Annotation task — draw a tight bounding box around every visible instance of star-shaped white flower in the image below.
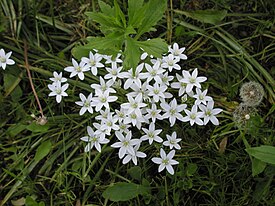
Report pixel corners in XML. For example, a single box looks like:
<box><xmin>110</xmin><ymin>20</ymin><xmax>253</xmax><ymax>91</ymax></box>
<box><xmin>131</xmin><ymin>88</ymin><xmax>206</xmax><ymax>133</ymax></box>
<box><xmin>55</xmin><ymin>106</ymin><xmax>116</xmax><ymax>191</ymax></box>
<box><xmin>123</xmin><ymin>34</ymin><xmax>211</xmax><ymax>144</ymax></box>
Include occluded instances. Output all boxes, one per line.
<box><xmin>119</xmin><ymin>63</ymin><xmax>145</xmax><ymax>89</ymax></box>
<box><xmin>152</xmin><ymin>148</ymin><xmax>179</xmax><ymax>175</ymax></box>
<box><xmin>101</xmin><ymin>113</ymin><xmax>119</xmax><ymax>134</ymax></box>
<box><xmin>75</xmin><ymin>93</ymin><xmax>94</xmax><ymax>115</ymax></box>
<box><xmin>147</xmin><ymin>83</ymin><xmax>167</xmax><ymax>103</ymax></box>
<box><xmin>159</xmin><ymin>72</ymin><xmax>174</xmax><ymax>86</ymax></box>
<box><xmin>168</xmin><ymin>43</ymin><xmax>187</xmax><ymax>60</ymax></box>
<box><xmin>161</xmin><ymin>54</ymin><xmax>181</xmax><ymax>72</ymax></box>
<box><xmin>140</xmin><ymin>62</ymin><xmax>165</xmax><ymax>84</ymax></box>
<box><xmin>160</xmin><ymin>98</ymin><xmax>186</xmax><ymax>126</ymax></box>
<box><xmin>121</xmin><ymin>93</ymin><xmax>147</xmax><ymax>117</ymax></box>
<box><xmin>80</xmin><ymin>126</ymin><xmax>109</xmax><ymax>152</ymax></box>
<box><xmin>171</xmin><ymin>73</ymin><xmax>186</xmax><ymax>96</ymax></box>
<box><xmin>163</xmin><ymin>132</ymin><xmax>181</xmax><ymax>150</ymax></box>
<box><xmin>124</xmin><ymin>112</ymin><xmax>146</xmax><ymax>129</ymax></box>
<box><xmin>104</xmin><ymin>64</ymin><xmax>123</xmax><ymax>82</ymax></box>
<box><xmin>91</xmin><ymin>77</ymin><xmax>116</xmax><ymax>96</ymax></box>
<box><xmin>180</xmin><ymin>68</ymin><xmax>207</xmax><ymax>93</ymax></box>
<box><xmin>141</xmin><ymin>122</ymin><xmax>163</xmax><ymax>145</ymax></box>
<box><xmin>81</xmin><ymin>51</ymin><xmax>104</xmax><ymax>76</ymax></box>
<box><xmin>122</xmin><ymin>143</ymin><xmax>146</xmax><ymax>165</ymax></box>
<box><xmin>111</xmin><ymin>131</ymin><xmax>140</xmax><ymax>159</ymax></box>
<box><xmin>49</xmin><ymin>71</ymin><xmax>67</xmax><ymax>84</ymax></box>
<box><xmin>144</xmin><ymin>103</ymin><xmax>163</xmax><ymax>123</ymax></box>
<box><xmin>0</xmin><ymin>49</ymin><xmax>15</xmax><ymax>70</ymax></box>
<box><xmin>48</xmin><ymin>82</ymin><xmax>69</xmax><ymax>103</ymax></box>
<box><xmin>64</xmin><ymin>58</ymin><xmax>90</xmax><ymax>80</ymax></box>
<box><xmin>193</xmin><ymin>88</ymin><xmax>213</xmax><ymax>105</ymax></box>
<box><xmin>199</xmin><ymin>101</ymin><xmax>222</xmax><ymax>125</ymax></box>
<box><xmin>182</xmin><ymin>105</ymin><xmax>204</xmax><ymax>126</ymax></box>
<box><xmin>91</xmin><ymin>90</ymin><xmax>118</xmax><ymax>112</ymax></box>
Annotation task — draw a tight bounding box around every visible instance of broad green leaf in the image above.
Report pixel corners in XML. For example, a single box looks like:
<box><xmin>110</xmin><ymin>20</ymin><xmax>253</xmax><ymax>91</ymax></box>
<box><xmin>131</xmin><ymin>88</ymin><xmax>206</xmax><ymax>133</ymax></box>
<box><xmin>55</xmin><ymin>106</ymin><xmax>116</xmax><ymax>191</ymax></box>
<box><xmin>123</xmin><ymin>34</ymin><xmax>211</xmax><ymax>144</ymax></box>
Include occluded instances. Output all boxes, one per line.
<box><xmin>175</xmin><ymin>9</ymin><xmax>227</xmax><ymax>25</ymax></box>
<box><xmin>128</xmin><ymin>0</ymin><xmax>145</xmax><ymax>28</ymax></box>
<box><xmin>124</xmin><ymin>37</ymin><xmax>141</xmax><ymax>69</ymax></box>
<box><xmin>127</xmin><ymin>166</ymin><xmax>142</xmax><ymax>181</ymax></box>
<box><xmin>125</xmin><ymin>25</ymin><xmax>136</xmax><ymax>36</ymax></box>
<box><xmin>4</xmin><ymin>73</ymin><xmax>23</xmax><ymax>102</ymax></box>
<box><xmin>102</xmin><ymin>182</ymin><xmax>149</xmax><ymax>202</ymax></box>
<box><xmin>246</xmin><ymin>145</ymin><xmax>275</xmax><ymax>165</ymax></box>
<box><xmin>186</xmin><ymin>163</ymin><xmax>198</xmax><ymax>176</ymax></box>
<box><xmin>26</xmin><ymin>122</ymin><xmax>49</xmax><ymax>133</ymax></box>
<box><xmin>136</xmin><ymin>38</ymin><xmax>168</xmax><ymax>58</ymax></box>
<box><xmin>137</xmin><ymin>0</ymin><xmax>166</xmax><ymax>38</ymax></box>
<box><xmin>34</xmin><ymin>140</ymin><xmax>52</xmax><ymax>162</ymax></box>
<box><xmin>252</xmin><ymin>158</ymin><xmax>266</xmax><ymax>177</ymax></box>
<box><xmin>71</xmin><ymin>44</ymin><xmax>91</xmax><ymax>60</ymax></box>
<box><xmin>7</xmin><ymin>123</ymin><xmax>27</xmax><ymax>137</ymax></box>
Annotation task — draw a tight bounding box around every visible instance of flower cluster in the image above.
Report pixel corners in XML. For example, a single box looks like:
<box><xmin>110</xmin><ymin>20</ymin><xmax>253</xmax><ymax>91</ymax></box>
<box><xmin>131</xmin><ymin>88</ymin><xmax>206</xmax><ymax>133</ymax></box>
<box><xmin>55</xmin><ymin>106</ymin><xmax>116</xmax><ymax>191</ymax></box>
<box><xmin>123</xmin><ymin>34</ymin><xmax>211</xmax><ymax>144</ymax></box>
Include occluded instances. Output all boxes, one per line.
<box><xmin>48</xmin><ymin>43</ymin><xmax>222</xmax><ymax>175</ymax></box>
<box><xmin>0</xmin><ymin>49</ymin><xmax>15</xmax><ymax>70</ymax></box>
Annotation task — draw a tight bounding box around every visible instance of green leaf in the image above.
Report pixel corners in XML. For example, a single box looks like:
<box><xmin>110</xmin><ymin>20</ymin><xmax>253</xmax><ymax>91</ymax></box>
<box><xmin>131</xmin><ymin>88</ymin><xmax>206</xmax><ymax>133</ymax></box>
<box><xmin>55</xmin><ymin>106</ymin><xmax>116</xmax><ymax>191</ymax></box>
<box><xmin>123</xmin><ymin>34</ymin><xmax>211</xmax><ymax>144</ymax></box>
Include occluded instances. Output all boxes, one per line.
<box><xmin>246</xmin><ymin>145</ymin><xmax>275</xmax><ymax>165</ymax></box>
<box><xmin>252</xmin><ymin>158</ymin><xmax>267</xmax><ymax>177</ymax></box>
<box><xmin>175</xmin><ymin>9</ymin><xmax>227</xmax><ymax>25</ymax></box>
<box><xmin>98</xmin><ymin>0</ymin><xmax>115</xmax><ymax>17</ymax></box>
<box><xmin>186</xmin><ymin>163</ymin><xmax>198</xmax><ymax>176</ymax></box>
<box><xmin>34</xmin><ymin>140</ymin><xmax>52</xmax><ymax>162</ymax></box>
<box><xmin>124</xmin><ymin>37</ymin><xmax>141</xmax><ymax>69</ymax></box>
<box><xmin>128</xmin><ymin>0</ymin><xmax>145</xmax><ymax>28</ymax></box>
<box><xmin>127</xmin><ymin>166</ymin><xmax>142</xmax><ymax>181</ymax></box>
<box><xmin>137</xmin><ymin>0</ymin><xmax>166</xmax><ymax>38</ymax></box>
<box><xmin>4</xmin><ymin>73</ymin><xmax>23</xmax><ymax>102</ymax></box>
<box><xmin>136</xmin><ymin>38</ymin><xmax>168</xmax><ymax>58</ymax></box>
<box><xmin>7</xmin><ymin>123</ymin><xmax>27</xmax><ymax>137</ymax></box>
<box><xmin>114</xmin><ymin>0</ymin><xmax>126</xmax><ymax>28</ymax></box>
<box><xmin>26</xmin><ymin>122</ymin><xmax>49</xmax><ymax>133</ymax></box>
<box><xmin>102</xmin><ymin>182</ymin><xmax>149</xmax><ymax>202</ymax></box>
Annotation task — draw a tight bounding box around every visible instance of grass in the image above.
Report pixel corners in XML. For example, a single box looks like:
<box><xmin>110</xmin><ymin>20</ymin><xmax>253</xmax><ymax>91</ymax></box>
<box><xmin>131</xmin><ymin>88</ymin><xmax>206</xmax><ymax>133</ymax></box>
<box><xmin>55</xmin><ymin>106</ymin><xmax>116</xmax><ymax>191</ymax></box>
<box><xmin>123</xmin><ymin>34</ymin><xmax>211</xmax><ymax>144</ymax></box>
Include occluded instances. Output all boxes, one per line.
<box><xmin>0</xmin><ymin>0</ymin><xmax>275</xmax><ymax>205</ymax></box>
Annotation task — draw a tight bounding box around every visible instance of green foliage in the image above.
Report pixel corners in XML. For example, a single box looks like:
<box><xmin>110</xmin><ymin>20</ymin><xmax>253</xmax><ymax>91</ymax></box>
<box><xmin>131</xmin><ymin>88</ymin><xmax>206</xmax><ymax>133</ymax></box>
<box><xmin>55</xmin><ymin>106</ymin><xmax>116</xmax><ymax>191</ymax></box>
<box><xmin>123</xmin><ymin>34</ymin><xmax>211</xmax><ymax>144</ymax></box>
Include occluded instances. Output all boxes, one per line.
<box><xmin>246</xmin><ymin>145</ymin><xmax>275</xmax><ymax>165</ymax></box>
<box><xmin>34</xmin><ymin>140</ymin><xmax>52</xmax><ymax>162</ymax></box>
<box><xmin>102</xmin><ymin>182</ymin><xmax>150</xmax><ymax>202</ymax></box>
<box><xmin>72</xmin><ymin>0</ymin><xmax>168</xmax><ymax>69</ymax></box>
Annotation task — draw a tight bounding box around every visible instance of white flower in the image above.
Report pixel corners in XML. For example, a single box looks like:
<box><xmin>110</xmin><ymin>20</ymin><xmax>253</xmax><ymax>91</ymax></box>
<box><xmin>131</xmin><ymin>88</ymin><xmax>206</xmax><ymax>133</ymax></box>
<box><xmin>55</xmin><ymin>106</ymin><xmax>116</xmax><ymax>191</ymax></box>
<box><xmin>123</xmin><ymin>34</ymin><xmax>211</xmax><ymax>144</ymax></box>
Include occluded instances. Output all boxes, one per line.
<box><xmin>161</xmin><ymin>98</ymin><xmax>186</xmax><ymax>126</ymax></box>
<box><xmin>121</xmin><ymin>93</ymin><xmax>147</xmax><ymax>117</ymax></box>
<box><xmin>115</xmin><ymin>108</ymin><xmax>127</xmax><ymax>122</ymax></box>
<box><xmin>80</xmin><ymin>126</ymin><xmax>109</xmax><ymax>152</ymax></box>
<box><xmin>182</xmin><ymin>105</ymin><xmax>204</xmax><ymax>126</ymax></box>
<box><xmin>199</xmin><ymin>101</ymin><xmax>222</xmax><ymax>125</ymax></box>
<box><xmin>91</xmin><ymin>90</ymin><xmax>118</xmax><ymax>112</ymax></box>
<box><xmin>111</xmin><ymin>131</ymin><xmax>140</xmax><ymax>159</ymax></box>
<box><xmin>91</xmin><ymin>76</ymin><xmax>116</xmax><ymax>96</ymax></box>
<box><xmin>120</xmin><ymin>63</ymin><xmax>145</xmax><ymax>89</ymax></box>
<box><xmin>101</xmin><ymin>113</ymin><xmax>119</xmax><ymax>134</ymax></box>
<box><xmin>104</xmin><ymin>64</ymin><xmax>123</xmax><ymax>82</ymax></box>
<box><xmin>49</xmin><ymin>71</ymin><xmax>67</xmax><ymax>83</ymax></box>
<box><xmin>147</xmin><ymin>83</ymin><xmax>167</xmax><ymax>103</ymax></box>
<box><xmin>168</xmin><ymin>43</ymin><xmax>187</xmax><ymax>60</ymax></box>
<box><xmin>75</xmin><ymin>93</ymin><xmax>94</xmax><ymax>115</ymax></box>
<box><xmin>104</xmin><ymin>53</ymin><xmax>123</xmax><ymax>65</ymax></box>
<box><xmin>141</xmin><ymin>122</ymin><xmax>163</xmax><ymax>145</ymax></box>
<box><xmin>124</xmin><ymin>112</ymin><xmax>146</xmax><ymax>129</ymax></box>
<box><xmin>161</xmin><ymin>54</ymin><xmax>181</xmax><ymax>72</ymax></box>
<box><xmin>95</xmin><ymin>108</ymin><xmax>113</xmax><ymax>121</ymax></box>
<box><xmin>144</xmin><ymin>103</ymin><xmax>163</xmax><ymax>123</ymax></box>
<box><xmin>64</xmin><ymin>58</ymin><xmax>90</xmax><ymax>80</ymax></box>
<box><xmin>118</xmin><ymin>122</ymin><xmax>131</xmax><ymax>134</ymax></box>
<box><xmin>159</xmin><ymin>72</ymin><xmax>174</xmax><ymax>86</ymax></box>
<box><xmin>163</xmin><ymin>132</ymin><xmax>181</xmax><ymax>150</ymax></box>
<box><xmin>181</xmin><ymin>68</ymin><xmax>207</xmax><ymax>93</ymax></box>
<box><xmin>48</xmin><ymin>82</ymin><xmax>69</xmax><ymax>103</ymax></box>
<box><xmin>122</xmin><ymin>143</ymin><xmax>146</xmax><ymax>165</ymax></box>
<box><xmin>171</xmin><ymin>73</ymin><xmax>186</xmax><ymax>96</ymax></box>
<box><xmin>152</xmin><ymin>148</ymin><xmax>179</xmax><ymax>175</ymax></box>
<box><xmin>0</xmin><ymin>49</ymin><xmax>15</xmax><ymax>70</ymax></box>
<box><xmin>81</xmin><ymin>51</ymin><xmax>104</xmax><ymax>76</ymax></box>
<box><xmin>93</xmin><ymin>122</ymin><xmax>109</xmax><ymax>139</ymax></box>
<box><xmin>141</xmin><ymin>62</ymin><xmax>165</xmax><ymax>84</ymax></box>
<box><xmin>128</xmin><ymin>82</ymin><xmax>150</xmax><ymax>101</ymax></box>
<box><xmin>193</xmin><ymin>88</ymin><xmax>213</xmax><ymax>105</ymax></box>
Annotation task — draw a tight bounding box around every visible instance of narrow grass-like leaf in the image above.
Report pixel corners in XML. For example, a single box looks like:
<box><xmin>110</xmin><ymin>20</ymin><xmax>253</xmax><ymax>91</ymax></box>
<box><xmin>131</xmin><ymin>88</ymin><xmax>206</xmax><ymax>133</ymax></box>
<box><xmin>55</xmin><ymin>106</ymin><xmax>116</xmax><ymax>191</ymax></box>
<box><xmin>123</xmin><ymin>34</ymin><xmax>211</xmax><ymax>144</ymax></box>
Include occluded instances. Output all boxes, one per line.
<box><xmin>174</xmin><ymin>9</ymin><xmax>227</xmax><ymax>25</ymax></box>
<box><xmin>246</xmin><ymin>146</ymin><xmax>275</xmax><ymax>165</ymax></box>
<box><xmin>103</xmin><ymin>182</ymin><xmax>149</xmax><ymax>201</ymax></box>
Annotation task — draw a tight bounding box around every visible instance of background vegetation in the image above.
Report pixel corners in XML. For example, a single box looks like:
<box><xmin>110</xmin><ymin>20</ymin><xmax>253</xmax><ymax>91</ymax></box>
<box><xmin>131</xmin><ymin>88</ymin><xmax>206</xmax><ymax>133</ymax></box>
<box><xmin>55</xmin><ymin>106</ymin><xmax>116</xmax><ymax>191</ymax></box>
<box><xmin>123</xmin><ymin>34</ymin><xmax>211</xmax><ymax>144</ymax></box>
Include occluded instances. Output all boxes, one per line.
<box><xmin>0</xmin><ymin>0</ymin><xmax>274</xmax><ymax>205</ymax></box>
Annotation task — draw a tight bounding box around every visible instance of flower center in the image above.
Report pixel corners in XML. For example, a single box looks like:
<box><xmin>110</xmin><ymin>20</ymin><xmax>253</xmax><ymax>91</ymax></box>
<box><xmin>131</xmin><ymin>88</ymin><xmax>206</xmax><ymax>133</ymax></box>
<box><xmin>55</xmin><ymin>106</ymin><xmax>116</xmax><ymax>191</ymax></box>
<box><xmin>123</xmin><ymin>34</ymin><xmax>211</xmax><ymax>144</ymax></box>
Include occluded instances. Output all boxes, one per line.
<box><xmin>153</xmin><ymin>89</ymin><xmax>159</xmax><ymax>94</ymax></box>
<box><xmin>84</xmin><ymin>100</ymin><xmax>90</xmax><ymax>107</ymax></box>
<box><xmin>122</xmin><ymin>140</ymin><xmax>129</xmax><ymax>147</ymax></box>
<box><xmin>150</xmin><ymin>70</ymin><xmax>157</xmax><ymax>76</ymax></box>
<box><xmin>148</xmin><ymin>132</ymin><xmax>155</xmax><ymax>138</ymax></box>
<box><xmin>170</xmin><ymin>109</ymin><xmax>176</xmax><ymax>115</ymax></box>
<box><xmin>189</xmin><ymin>77</ymin><xmax>196</xmax><ymax>84</ymax></box>
<box><xmin>131</xmin><ymin>102</ymin><xmax>138</xmax><ymax>109</ymax></box>
<box><xmin>151</xmin><ymin>111</ymin><xmax>157</xmax><ymax>116</ymax></box>
<box><xmin>111</xmin><ymin>70</ymin><xmax>117</xmax><ymax>75</ymax></box>
<box><xmin>91</xmin><ymin>136</ymin><xmax>98</xmax><ymax>143</ymax></box>
<box><xmin>56</xmin><ymin>88</ymin><xmax>62</xmax><ymax>94</ymax></box>
<box><xmin>199</xmin><ymin>95</ymin><xmax>204</xmax><ymax>100</ymax></box>
<box><xmin>170</xmin><ymin>140</ymin><xmax>175</xmax><ymax>145</ymax></box>
<box><xmin>76</xmin><ymin>66</ymin><xmax>82</xmax><ymax>72</ymax></box>
<box><xmin>100</xmin><ymin>97</ymin><xmax>107</xmax><ymax>103</ymax></box>
<box><xmin>107</xmin><ymin>121</ymin><xmax>112</xmax><ymax>127</ymax></box>
<box><xmin>130</xmin><ymin>113</ymin><xmax>137</xmax><ymax>119</ymax></box>
<box><xmin>90</xmin><ymin>60</ymin><xmax>96</xmax><ymax>66</ymax></box>
<box><xmin>205</xmin><ymin>110</ymin><xmax>211</xmax><ymax>116</ymax></box>
<box><xmin>162</xmin><ymin>77</ymin><xmax>168</xmax><ymax>83</ymax></box>
<box><xmin>0</xmin><ymin>57</ymin><xmax>6</xmax><ymax>63</ymax></box>
<box><xmin>162</xmin><ymin>158</ymin><xmax>169</xmax><ymax>165</ymax></box>
<box><xmin>168</xmin><ymin>60</ymin><xmax>174</xmax><ymax>66</ymax></box>
<box><xmin>190</xmin><ymin>113</ymin><xmax>196</xmax><ymax>120</ymax></box>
